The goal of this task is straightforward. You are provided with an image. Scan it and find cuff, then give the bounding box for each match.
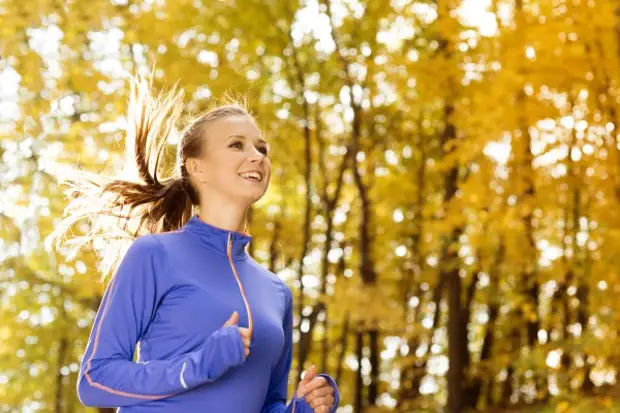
[317,374,339,413]
[223,325,245,366]
[202,325,245,380]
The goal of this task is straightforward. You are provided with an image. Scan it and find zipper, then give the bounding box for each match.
[226,233,253,335]
[227,233,296,411]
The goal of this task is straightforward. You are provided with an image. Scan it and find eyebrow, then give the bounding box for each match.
[226,134,269,147]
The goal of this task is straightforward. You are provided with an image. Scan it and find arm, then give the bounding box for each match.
[261,284,296,413]
[261,285,340,413]
[77,236,245,408]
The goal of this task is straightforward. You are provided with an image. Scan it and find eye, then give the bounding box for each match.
[229,141,243,149]
[258,146,269,155]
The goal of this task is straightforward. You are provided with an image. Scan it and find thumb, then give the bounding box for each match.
[223,311,239,327]
[301,364,317,384]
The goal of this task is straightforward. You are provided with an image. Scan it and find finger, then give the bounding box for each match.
[305,365,318,386]
[301,365,316,384]
[310,396,334,411]
[238,327,251,338]
[296,368,313,397]
[296,365,318,397]
[305,385,333,406]
[223,311,239,327]
[304,385,326,402]
[306,385,333,402]
[308,398,329,413]
[244,348,250,357]
[304,376,328,394]
[318,395,335,407]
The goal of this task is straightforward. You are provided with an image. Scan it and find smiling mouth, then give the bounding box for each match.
[239,172,263,183]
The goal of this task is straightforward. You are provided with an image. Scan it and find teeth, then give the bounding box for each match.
[240,172,262,182]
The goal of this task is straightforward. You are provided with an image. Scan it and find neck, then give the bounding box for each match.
[198,194,249,233]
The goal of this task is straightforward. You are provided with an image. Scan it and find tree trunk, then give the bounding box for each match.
[446,230,465,413]
[247,206,255,257]
[268,214,282,273]
[55,336,68,413]
[501,364,515,408]
[294,93,312,384]
[297,107,351,377]
[279,7,314,383]
[467,241,504,409]
[513,0,540,351]
[350,103,379,406]
[441,83,464,413]
[354,326,364,413]
[368,328,379,406]
[336,312,350,384]
[578,254,593,392]
[398,125,429,407]
[429,2,465,411]
[320,1,382,404]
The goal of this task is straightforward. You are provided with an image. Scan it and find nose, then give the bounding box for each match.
[248,148,265,163]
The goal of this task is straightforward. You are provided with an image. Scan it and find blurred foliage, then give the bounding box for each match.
[2,0,620,412]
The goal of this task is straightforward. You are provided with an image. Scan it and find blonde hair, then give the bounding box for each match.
[47,73,254,279]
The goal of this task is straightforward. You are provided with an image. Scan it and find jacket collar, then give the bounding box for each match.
[184,215,252,260]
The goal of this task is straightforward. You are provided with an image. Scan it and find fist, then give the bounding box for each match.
[223,311,251,358]
[296,365,335,413]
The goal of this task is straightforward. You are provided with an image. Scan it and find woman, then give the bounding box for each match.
[51,74,339,412]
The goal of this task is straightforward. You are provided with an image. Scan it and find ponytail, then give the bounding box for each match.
[46,73,194,279]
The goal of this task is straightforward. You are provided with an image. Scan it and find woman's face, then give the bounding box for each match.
[188,115,271,206]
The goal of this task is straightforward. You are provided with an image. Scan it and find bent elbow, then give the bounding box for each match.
[77,373,102,407]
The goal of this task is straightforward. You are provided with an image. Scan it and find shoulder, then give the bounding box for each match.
[111,236,166,289]
[145,229,178,247]
[129,233,160,248]
[123,231,187,270]
[124,234,164,259]
[127,231,182,254]
[129,230,188,257]
[118,235,168,276]
[131,230,190,261]
[118,234,180,287]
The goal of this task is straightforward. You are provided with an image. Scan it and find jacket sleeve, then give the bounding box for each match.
[261,285,340,413]
[77,235,246,408]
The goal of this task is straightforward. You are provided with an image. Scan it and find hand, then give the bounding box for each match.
[296,365,336,413]
[223,311,251,358]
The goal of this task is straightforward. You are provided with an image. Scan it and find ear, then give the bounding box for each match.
[185,157,206,184]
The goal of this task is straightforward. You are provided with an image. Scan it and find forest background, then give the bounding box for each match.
[2,0,620,412]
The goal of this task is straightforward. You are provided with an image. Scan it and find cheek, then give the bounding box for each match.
[205,154,238,181]
[265,160,272,179]
[263,169,272,187]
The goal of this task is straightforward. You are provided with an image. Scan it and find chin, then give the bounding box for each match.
[235,189,267,205]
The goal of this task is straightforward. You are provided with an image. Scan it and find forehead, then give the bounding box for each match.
[203,115,264,143]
